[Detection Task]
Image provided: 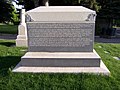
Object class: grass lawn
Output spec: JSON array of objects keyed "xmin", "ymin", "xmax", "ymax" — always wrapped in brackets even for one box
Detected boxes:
[
  {"xmin": 0, "ymin": 25, "xmax": 18, "ymax": 34},
  {"xmin": 0, "ymin": 39, "xmax": 120, "ymax": 90}
]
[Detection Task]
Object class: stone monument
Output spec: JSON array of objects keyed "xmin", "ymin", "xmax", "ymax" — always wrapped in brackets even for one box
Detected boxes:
[
  {"xmin": 13, "ymin": 6, "xmax": 110, "ymax": 75},
  {"xmin": 16, "ymin": 9, "xmax": 28, "ymax": 47}
]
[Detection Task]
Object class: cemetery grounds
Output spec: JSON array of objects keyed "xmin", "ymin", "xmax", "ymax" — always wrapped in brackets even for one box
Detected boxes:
[{"xmin": 0, "ymin": 25, "xmax": 120, "ymax": 90}]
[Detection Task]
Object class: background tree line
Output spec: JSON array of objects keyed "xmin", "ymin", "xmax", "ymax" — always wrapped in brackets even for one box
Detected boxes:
[
  {"xmin": 0, "ymin": 0, "xmax": 120, "ymax": 35},
  {"xmin": 0, "ymin": 0, "xmax": 19, "ymax": 24}
]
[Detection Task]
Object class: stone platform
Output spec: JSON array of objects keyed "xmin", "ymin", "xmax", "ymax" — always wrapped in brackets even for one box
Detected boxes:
[
  {"xmin": 13, "ymin": 50, "xmax": 110, "ymax": 75},
  {"xmin": 13, "ymin": 60, "xmax": 109, "ymax": 75}
]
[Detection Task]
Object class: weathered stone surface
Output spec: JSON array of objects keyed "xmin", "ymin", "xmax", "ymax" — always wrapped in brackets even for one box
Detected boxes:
[{"xmin": 27, "ymin": 22, "xmax": 94, "ymax": 52}]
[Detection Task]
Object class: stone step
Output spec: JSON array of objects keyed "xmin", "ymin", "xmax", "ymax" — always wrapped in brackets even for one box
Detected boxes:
[
  {"xmin": 13, "ymin": 60, "xmax": 110, "ymax": 75},
  {"xmin": 21, "ymin": 50, "xmax": 101, "ymax": 67}
]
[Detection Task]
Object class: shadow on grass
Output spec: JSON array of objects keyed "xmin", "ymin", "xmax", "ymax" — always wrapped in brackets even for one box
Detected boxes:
[
  {"xmin": 0, "ymin": 56, "xmax": 21, "ymax": 77},
  {"xmin": 0, "ymin": 42, "xmax": 15, "ymax": 47}
]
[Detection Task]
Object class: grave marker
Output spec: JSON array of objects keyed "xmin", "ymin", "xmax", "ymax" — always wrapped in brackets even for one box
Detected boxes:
[{"xmin": 13, "ymin": 6, "xmax": 110, "ymax": 75}]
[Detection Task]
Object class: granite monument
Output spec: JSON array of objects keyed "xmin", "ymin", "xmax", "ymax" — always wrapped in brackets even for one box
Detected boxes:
[{"xmin": 13, "ymin": 6, "xmax": 110, "ymax": 75}]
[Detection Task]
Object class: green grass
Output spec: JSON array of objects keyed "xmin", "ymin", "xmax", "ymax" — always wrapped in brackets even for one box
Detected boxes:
[
  {"xmin": 0, "ymin": 39, "xmax": 120, "ymax": 90},
  {"xmin": 0, "ymin": 25, "xmax": 18, "ymax": 34}
]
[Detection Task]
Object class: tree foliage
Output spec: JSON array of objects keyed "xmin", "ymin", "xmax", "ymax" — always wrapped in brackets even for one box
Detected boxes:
[
  {"xmin": 0, "ymin": 0, "xmax": 18, "ymax": 24},
  {"xmin": 98, "ymin": 0, "xmax": 120, "ymax": 19},
  {"xmin": 20, "ymin": 0, "xmax": 100, "ymax": 11},
  {"xmin": 97, "ymin": 0, "xmax": 120, "ymax": 28}
]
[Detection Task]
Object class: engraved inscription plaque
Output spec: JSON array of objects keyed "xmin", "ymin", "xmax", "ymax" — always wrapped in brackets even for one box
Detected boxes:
[{"xmin": 27, "ymin": 22, "xmax": 95, "ymax": 52}]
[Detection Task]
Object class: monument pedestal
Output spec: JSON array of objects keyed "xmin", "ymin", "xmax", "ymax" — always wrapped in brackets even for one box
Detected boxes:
[
  {"xmin": 13, "ymin": 50, "xmax": 110, "ymax": 75},
  {"xmin": 16, "ymin": 24, "xmax": 28, "ymax": 47},
  {"xmin": 19, "ymin": 50, "xmax": 101, "ymax": 67},
  {"xmin": 16, "ymin": 37, "xmax": 27, "ymax": 47}
]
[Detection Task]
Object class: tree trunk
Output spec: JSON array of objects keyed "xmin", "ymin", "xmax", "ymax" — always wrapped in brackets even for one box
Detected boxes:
[
  {"xmin": 78, "ymin": 0, "xmax": 81, "ymax": 4},
  {"xmin": 108, "ymin": 18, "xmax": 113, "ymax": 29},
  {"xmin": 33, "ymin": 0, "xmax": 39, "ymax": 7},
  {"xmin": 42, "ymin": 0, "xmax": 49, "ymax": 6}
]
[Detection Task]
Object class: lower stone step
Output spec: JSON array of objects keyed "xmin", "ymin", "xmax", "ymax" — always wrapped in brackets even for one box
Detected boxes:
[
  {"xmin": 20, "ymin": 50, "xmax": 100, "ymax": 67},
  {"xmin": 13, "ymin": 60, "xmax": 110, "ymax": 75}
]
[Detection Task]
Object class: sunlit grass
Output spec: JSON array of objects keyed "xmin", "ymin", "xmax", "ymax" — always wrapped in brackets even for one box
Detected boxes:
[{"xmin": 0, "ymin": 39, "xmax": 120, "ymax": 90}]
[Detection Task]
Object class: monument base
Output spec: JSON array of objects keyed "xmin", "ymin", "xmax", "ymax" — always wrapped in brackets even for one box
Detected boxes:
[
  {"xmin": 13, "ymin": 50, "xmax": 110, "ymax": 75},
  {"xmin": 16, "ymin": 24, "xmax": 27, "ymax": 47},
  {"xmin": 16, "ymin": 35, "xmax": 28, "ymax": 47}
]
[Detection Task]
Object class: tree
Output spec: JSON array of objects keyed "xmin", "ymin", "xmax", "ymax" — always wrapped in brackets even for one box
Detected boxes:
[
  {"xmin": 21, "ymin": 0, "xmax": 100, "ymax": 11},
  {"xmin": 22, "ymin": 0, "xmax": 48, "ymax": 11},
  {"xmin": 81, "ymin": 0, "xmax": 100, "ymax": 12},
  {"xmin": 97, "ymin": 0, "xmax": 120, "ymax": 28},
  {"xmin": 0, "ymin": 0, "xmax": 17, "ymax": 23}
]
